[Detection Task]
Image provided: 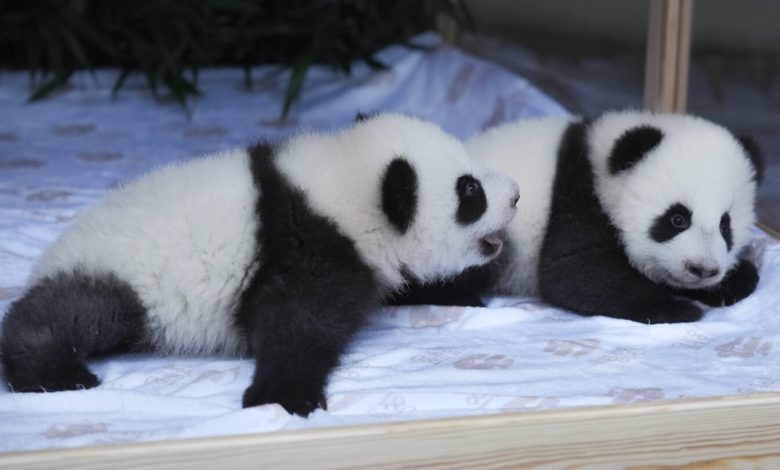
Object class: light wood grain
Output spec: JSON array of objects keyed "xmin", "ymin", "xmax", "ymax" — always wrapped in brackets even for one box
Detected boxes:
[
  {"xmin": 435, "ymin": 13, "xmax": 460, "ymax": 45},
  {"xmin": 644, "ymin": 0, "xmax": 694, "ymax": 112},
  {"xmin": 3, "ymin": 392, "xmax": 780, "ymax": 470}
]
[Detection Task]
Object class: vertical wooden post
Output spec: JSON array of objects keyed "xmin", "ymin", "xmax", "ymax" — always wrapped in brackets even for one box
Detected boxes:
[
  {"xmin": 435, "ymin": 13, "xmax": 460, "ymax": 44},
  {"xmin": 644, "ymin": 0, "xmax": 694, "ymax": 112}
]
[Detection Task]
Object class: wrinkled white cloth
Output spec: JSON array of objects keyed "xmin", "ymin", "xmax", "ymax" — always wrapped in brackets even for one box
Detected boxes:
[{"xmin": 1, "ymin": 34, "xmax": 778, "ymax": 453}]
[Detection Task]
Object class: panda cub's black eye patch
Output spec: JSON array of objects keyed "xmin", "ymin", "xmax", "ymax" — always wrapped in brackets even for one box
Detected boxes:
[
  {"xmin": 650, "ymin": 203, "xmax": 692, "ymax": 242},
  {"xmin": 381, "ymin": 158, "xmax": 418, "ymax": 234},
  {"xmin": 456, "ymin": 175, "xmax": 486, "ymax": 225},
  {"xmin": 720, "ymin": 212, "xmax": 733, "ymax": 251}
]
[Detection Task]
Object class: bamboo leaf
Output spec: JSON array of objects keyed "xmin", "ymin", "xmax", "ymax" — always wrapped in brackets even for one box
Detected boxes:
[
  {"xmin": 111, "ymin": 67, "xmax": 132, "ymax": 98},
  {"xmin": 28, "ymin": 71, "xmax": 73, "ymax": 102}
]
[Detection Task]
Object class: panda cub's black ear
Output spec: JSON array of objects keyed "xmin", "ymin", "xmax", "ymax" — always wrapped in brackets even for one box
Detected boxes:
[
  {"xmin": 737, "ymin": 135, "xmax": 765, "ymax": 185},
  {"xmin": 381, "ymin": 158, "xmax": 418, "ymax": 234},
  {"xmin": 609, "ymin": 126, "xmax": 664, "ymax": 175},
  {"xmin": 354, "ymin": 111, "xmax": 373, "ymax": 123}
]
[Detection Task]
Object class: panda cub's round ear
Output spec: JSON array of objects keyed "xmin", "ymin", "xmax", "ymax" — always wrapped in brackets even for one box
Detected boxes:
[
  {"xmin": 381, "ymin": 158, "xmax": 418, "ymax": 234},
  {"xmin": 737, "ymin": 135, "xmax": 765, "ymax": 185},
  {"xmin": 354, "ymin": 111, "xmax": 375, "ymax": 123},
  {"xmin": 608, "ymin": 126, "xmax": 665, "ymax": 175}
]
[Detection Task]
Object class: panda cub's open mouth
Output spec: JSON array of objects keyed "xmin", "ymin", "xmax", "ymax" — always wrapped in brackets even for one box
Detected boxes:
[{"xmin": 479, "ymin": 232, "xmax": 503, "ymax": 258}]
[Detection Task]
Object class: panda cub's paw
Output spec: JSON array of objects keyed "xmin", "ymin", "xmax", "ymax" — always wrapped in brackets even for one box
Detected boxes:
[
  {"xmin": 682, "ymin": 259, "xmax": 760, "ymax": 307},
  {"xmin": 719, "ymin": 259, "xmax": 759, "ymax": 306},
  {"xmin": 8, "ymin": 363, "xmax": 100, "ymax": 393},
  {"xmin": 242, "ymin": 379, "xmax": 327, "ymax": 417},
  {"xmin": 643, "ymin": 299, "xmax": 703, "ymax": 324}
]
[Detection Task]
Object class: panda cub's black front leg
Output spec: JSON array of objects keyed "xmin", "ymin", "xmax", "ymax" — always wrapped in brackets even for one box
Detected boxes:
[{"xmin": 240, "ymin": 297, "xmax": 367, "ymax": 417}]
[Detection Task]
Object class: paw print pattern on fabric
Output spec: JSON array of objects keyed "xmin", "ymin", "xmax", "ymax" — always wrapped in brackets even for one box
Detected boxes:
[
  {"xmin": 715, "ymin": 337, "xmax": 773, "ymax": 358},
  {"xmin": 543, "ymin": 339, "xmax": 600, "ymax": 357},
  {"xmin": 193, "ymin": 367, "xmax": 240, "ymax": 384},
  {"xmin": 607, "ymin": 387, "xmax": 665, "ymax": 404},
  {"xmin": 409, "ymin": 307, "xmax": 464, "ymax": 328},
  {"xmin": 454, "ymin": 353, "xmax": 513, "ymax": 370},
  {"xmin": 44, "ymin": 423, "xmax": 108, "ymax": 439},
  {"xmin": 502, "ymin": 396, "xmax": 561, "ymax": 411}
]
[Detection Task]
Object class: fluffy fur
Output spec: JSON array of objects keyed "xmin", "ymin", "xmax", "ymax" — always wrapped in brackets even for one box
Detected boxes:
[
  {"xmin": 1, "ymin": 113, "xmax": 519, "ymax": 416},
  {"xmin": 391, "ymin": 110, "xmax": 763, "ymax": 324}
]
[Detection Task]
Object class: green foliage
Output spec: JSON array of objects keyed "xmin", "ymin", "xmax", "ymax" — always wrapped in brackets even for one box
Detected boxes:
[{"xmin": 0, "ymin": 0, "xmax": 471, "ymax": 117}]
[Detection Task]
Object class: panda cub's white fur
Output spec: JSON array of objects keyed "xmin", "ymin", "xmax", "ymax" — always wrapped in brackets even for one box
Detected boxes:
[
  {"xmin": 470, "ymin": 111, "xmax": 759, "ymax": 297},
  {"xmin": 467, "ymin": 117, "xmax": 574, "ymax": 295},
  {"xmin": 395, "ymin": 110, "xmax": 762, "ymax": 324},
  {"xmin": 32, "ymin": 149, "xmax": 260, "ymax": 355},
  {"xmin": 2, "ymin": 113, "xmax": 519, "ymax": 416},
  {"xmin": 588, "ymin": 112, "xmax": 757, "ymax": 290}
]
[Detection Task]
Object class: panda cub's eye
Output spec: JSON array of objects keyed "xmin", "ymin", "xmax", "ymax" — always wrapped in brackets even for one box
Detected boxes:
[
  {"xmin": 456, "ymin": 175, "xmax": 487, "ymax": 225},
  {"xmin": 669, "ymin": 212, "xmax": 690, "ymax": 229},
  {"xmin": 463, "ymin": 180, "xmax": 481, "ymax": 197},
  {"xmin": 650, "ymin": 202, "xmax": 692, "ymax": 242}
]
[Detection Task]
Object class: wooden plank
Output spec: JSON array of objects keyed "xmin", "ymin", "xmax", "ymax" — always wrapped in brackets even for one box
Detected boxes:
[
  {"xmin": 644, "ymin": 0, "xmax": 694, "ymax": 112},
  {"xmin": 3, "ymin": 392, "xmax": 780, "ymax": 470},
  {"xmin": 435, "ymin": 12, "xmax": 460, "ymax": 45}
]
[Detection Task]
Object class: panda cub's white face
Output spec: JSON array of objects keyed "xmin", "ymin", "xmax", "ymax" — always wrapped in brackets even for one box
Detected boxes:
[
  {"xmin": 389, "ymin": 133, "xmax": 521, "ymax": 284},
  {"xmin": 278, "ymin": 113, "xmax": 520, "ymax": 287},
  {"xmin": 591, "ymin": 112, "xmax": 761, "ymax": 290},
  {"xmin": 364, "ymin": 115, "xmax": 521, "ymax": 285}
]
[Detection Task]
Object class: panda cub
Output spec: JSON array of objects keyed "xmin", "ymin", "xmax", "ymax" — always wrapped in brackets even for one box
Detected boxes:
[
  {"xmin": 1, "ymin": 113, "xmax": 520, "ymax": 416},
  {"xmin": 391, "ymin": 111, "xmax": 763, "ymax": 324}
]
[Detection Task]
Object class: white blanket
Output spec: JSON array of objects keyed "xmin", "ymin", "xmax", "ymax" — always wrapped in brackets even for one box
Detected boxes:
[{"xmin": 1, "ymin": 34, "xmax": 778, "ymax": 453}]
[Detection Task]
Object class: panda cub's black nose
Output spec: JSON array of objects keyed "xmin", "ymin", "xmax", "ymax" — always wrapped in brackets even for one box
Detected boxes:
[
  {"xmin": 511, "ymin": 192, "xmax": 520, "ymax": 208},
  {"xmin": 685, "ymin": 263, "xmax": 719, "ymax": 279}
]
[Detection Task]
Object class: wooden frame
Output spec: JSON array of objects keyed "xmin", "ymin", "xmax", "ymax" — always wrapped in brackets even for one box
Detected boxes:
[
  {"xmin": 8, "ymin": 3, "xmax": 775, "ymax": 469},
  {"xmin": 644, "ymin": 0, "xmax": 694, "ymax": 112},
  {"xmin": 4, "ymin": 392, "xmax": 780, "ymax": 469}
]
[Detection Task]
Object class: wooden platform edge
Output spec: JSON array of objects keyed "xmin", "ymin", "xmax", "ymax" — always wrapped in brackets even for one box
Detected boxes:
[{"xmin": 3, "ymin": 392, "xmax": 780, "ymax": 469}]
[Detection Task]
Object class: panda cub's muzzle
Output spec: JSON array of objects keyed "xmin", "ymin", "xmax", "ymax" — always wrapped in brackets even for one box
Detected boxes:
[
  {"xmin": 456, "ymin": 173, "xmax": 519, "ymax": 260},
  {"xmin": 479, "ymin": 232, "xmax": 504, "ymax": 258}
]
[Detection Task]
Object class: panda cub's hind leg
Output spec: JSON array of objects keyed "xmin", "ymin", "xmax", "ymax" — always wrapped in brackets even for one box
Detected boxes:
[{"xmin": 1, "ymin": 271, "xmax": 146, "ymax": 392}]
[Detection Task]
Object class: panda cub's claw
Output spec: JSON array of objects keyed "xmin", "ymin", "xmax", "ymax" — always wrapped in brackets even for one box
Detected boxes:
[{"xmin": 242, "ymin": 380, "xmax": 327, "ymax": 417}]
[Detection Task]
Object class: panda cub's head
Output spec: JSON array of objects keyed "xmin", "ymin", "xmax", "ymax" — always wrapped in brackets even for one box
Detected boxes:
[
  {"xmin": 591, "ymin": 111, "xmax": 764, "ymax": 290},
  {"xmin": 348, "ymin": 114, "xmax": 520, "ymax": 285}
]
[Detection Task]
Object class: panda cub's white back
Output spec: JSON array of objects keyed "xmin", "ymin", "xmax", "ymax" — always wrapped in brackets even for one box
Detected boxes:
[
  {"xmin": 2, "ymin": 113, "xmax": 520, "ymax": 416},
  {"xmin": 466, "ymin": 117, "xmax": 573, "ymax": 295},
  {"xmin": 32, "ymin": 149, "xmax": 260, "ymax": 354}
]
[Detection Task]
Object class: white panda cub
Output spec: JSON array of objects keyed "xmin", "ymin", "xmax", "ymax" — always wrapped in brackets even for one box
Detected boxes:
[
  {"xmin": 390, "ymin": 111, "xmax": 763, "ymax": 324},
  {"xmin": 0, "ymin": 113, "xmax": 520, "ymax": 416}
]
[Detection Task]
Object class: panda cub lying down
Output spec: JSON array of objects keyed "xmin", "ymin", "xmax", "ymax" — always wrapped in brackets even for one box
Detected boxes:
[
  {"xmin": 0, "ymin": 113, "xmax": 520, "ymax": 416},
  {"xmin": 391, "ymin": 110, "xmax": 764, "ymax": 324}
]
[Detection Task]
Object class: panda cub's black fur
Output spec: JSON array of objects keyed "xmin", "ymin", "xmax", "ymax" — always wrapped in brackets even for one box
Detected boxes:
[
  {"xmin": 390, "ymin": 111, "xmax": 763, "ymax": 324},
  {"xmin": 236, "ymin": 143, "xmax": 381, "ymax": 413},
  {"xmin": 537, "ymin": 121, "xmax": 759, "ymax": 323},
  {"xmin": 1, "ymin": 114, "xmax": 520, "ymax": 416}
]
